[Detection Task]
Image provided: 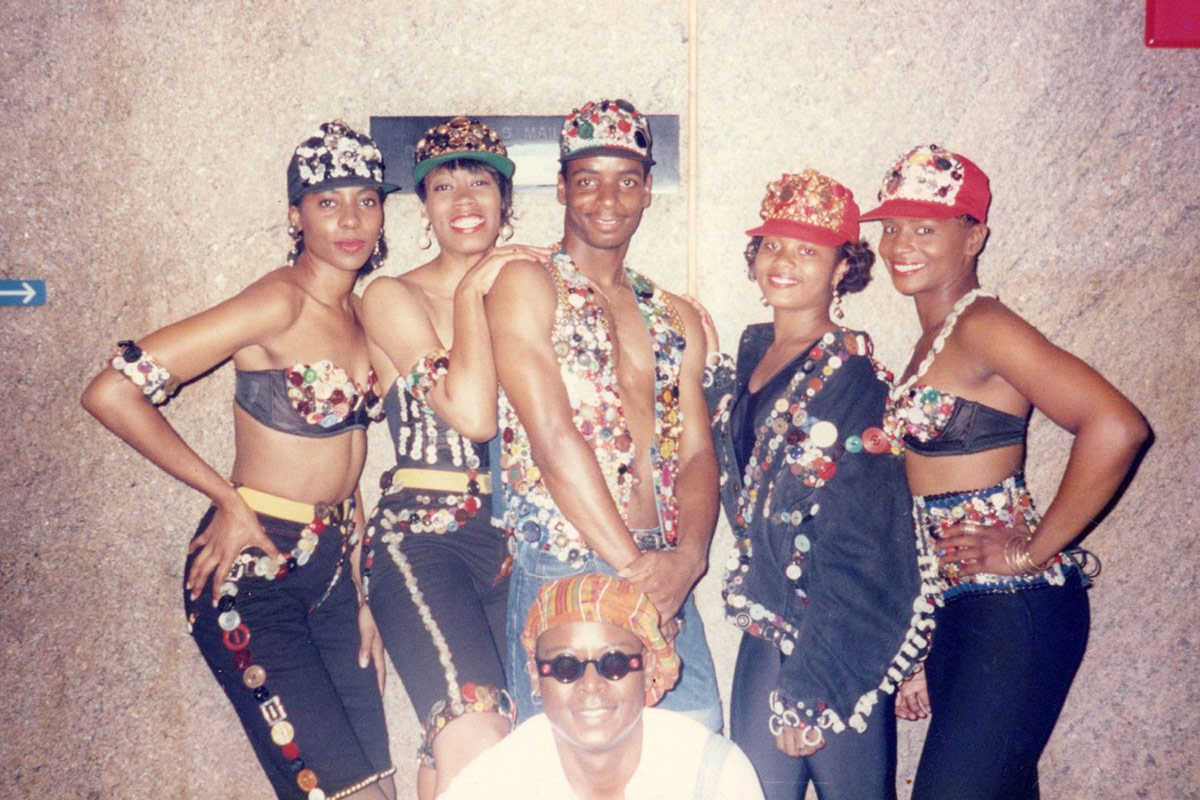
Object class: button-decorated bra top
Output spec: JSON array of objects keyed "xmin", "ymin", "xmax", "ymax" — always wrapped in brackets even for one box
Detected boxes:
[
  {"xmin": 889, "ymin": 386, "xmax": 1026, "ymax": 456},
  {"xmin": 235, "ymin": 361, "xmax": 381, "ymax": 438},
  {"xmin": 883, "ymin": 288, "xmax": 1025, "ymax": 456}
]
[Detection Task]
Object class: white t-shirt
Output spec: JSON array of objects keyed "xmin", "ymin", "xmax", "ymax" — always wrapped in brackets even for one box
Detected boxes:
[{"xmin": 440, "ymin": 707, "xmax": 765, "ymax": 800}]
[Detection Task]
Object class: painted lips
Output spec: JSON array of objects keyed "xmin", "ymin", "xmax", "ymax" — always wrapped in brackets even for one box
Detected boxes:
[
  {"xmin": 335, "ymin": 239, "xmax": 365, "ymax": 253},
  {"xmin": 449, "ymin": 214, "xmax": 486, "ymax": 234}
]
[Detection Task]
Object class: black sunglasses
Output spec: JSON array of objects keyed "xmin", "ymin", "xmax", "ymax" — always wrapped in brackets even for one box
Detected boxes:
[{"xmin": 536, "ymin": 651, "xmax": 645, "ymax": 683}]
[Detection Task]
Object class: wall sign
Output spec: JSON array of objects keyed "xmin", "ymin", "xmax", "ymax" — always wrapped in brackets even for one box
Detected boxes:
[{"xmin": 371, "ymin": 115, "xmax": 680, "ymax": 194}]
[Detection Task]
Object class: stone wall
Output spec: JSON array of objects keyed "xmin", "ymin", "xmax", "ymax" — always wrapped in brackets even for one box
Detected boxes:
[{"xmin": 1, "ymin": 1, "xmax": 1195, "ymax": 797}]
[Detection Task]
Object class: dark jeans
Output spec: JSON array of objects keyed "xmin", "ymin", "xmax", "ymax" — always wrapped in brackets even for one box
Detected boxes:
[
  {"xmin": 366, "ymin": 490, "xmax": 510, "ymax": 731},
  {"xmin": 730, "ymin": 633, "xmax": 898, "ymax": 800},
  {"xmin": 184, "ymin": 505, "xmax": 391, "ymax": 800},
  {"xmin": 912, "ymin": 573, "xmax": 1090, "ymax": 800}
]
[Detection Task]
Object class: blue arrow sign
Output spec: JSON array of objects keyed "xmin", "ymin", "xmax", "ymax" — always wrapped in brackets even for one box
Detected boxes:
[{"xmin": 0, "ymin": 280, "xmax": 45, "ymax": 306}]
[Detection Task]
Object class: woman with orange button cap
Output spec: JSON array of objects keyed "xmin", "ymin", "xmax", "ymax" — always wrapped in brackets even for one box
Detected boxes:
[
  {"xmin": 359, "ymin": 116, "xmax": 549, "ymax": 799},
  {"xmin": 688, "ymin": 170, "xmax": 932, "ymax": 800},
  {"xmin": 83, "ymin": 121, "xmax": 397, "ymax": 799},
  {"xmin": 861, "ymin": 144, "xmax": 1148, "ymax": 799}
]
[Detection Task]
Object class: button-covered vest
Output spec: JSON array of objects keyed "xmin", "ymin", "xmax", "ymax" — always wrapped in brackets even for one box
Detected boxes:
[{"xmin": 498, "ymin": 251, "xmax": 687, "ymax": 565}]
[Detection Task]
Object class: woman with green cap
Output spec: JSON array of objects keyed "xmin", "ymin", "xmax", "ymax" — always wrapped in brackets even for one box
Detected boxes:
[{"xmin": 360, "ymin": 116, "xmax": 549, "ymax": 798}]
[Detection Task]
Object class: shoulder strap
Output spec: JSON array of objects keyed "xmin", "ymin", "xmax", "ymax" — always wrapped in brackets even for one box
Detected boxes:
[{"xmin": 693, "ymin": 733, "xmax": 735, "ymax": 800}]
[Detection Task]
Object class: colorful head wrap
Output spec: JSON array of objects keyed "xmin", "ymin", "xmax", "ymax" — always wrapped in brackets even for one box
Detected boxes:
[
  {"xmin": 286, "ymin": 120, "xmax": 399, "ymax": 206},
  {"xmin": 521, "ymin": 573, "xmax": 680, "ymax": 706},
  {"xmin": 745, "ymin": 169, "xmax": 860, "ymax": 247},
  {"xmin": 859, "ymin": 144, "xmax": 991, "ymax": 224},
  {"xmin": 412, "ymin": 115, "xmax": 515, "ymax": 185},
  {"xmin": 559, "ymin": 98, "xmax": 655, "ymax": 166}
]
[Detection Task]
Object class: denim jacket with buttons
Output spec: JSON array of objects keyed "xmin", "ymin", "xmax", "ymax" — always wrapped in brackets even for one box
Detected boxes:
[{"xmin": 703, "ymin": 324, "xmax": 933, "ymax": 734}]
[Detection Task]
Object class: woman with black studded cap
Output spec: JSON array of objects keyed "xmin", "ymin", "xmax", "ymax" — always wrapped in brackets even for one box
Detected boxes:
[
  {"xmin": 689, "ymin": 169, "xmax": 932, "ymax": 800},
  {"xmin": 359, "ymin": 116, "xmax": 549, "ymax": 799},
  {"xmin": 861, "ymin": 144, "xmax": 1148, "ymax": 800},
  {"xmin": 83, "ymin": 120, "xmax": 398, "ymax": 800}
]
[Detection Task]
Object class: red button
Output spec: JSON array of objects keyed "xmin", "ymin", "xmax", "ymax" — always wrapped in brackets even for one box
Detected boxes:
[
  {"xmin": 281, "ymin": 742, "xmax": 299, "ymax": 760},
  {"xmin": 223, "ymin": 624, "xmax": 251, "ymax": 651},
  {"xmin": 232, "ymin": 648, "xmax": 253, "ymax": 669},
  {"xmin": 862, "ymin": 427, "xmax": 889, "ymax": 454}
]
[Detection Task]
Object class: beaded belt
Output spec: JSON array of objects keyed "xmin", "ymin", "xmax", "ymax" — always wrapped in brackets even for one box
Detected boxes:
[
  {"xmin": 236, "ymin": 485, "xmax": 351, "ymax": 525},
  {"xmin": 386, "ymin": 468, "xmax": 491, "ymax": 495}
]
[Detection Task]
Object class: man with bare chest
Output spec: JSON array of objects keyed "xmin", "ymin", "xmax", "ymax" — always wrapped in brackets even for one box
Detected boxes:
[{"xmin": 487, "ymin": 98, "xmax": 723, "ymax": 728}]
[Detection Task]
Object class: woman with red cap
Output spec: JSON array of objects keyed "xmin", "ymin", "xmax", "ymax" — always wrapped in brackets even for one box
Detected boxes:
[
  {"xmin": 690, "ymin": 170, "xmax": 933, "ymax": 800},
  {"xmin": 860, "ymin": 144, "xmax": 1148, "ymax": 799},
  {"xmin": 82, "ymin": 120, "xmax": 398, "ymax": 799}
]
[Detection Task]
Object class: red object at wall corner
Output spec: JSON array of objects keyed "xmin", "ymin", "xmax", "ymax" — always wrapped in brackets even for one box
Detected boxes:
[{"xmin": 1146, "ymin": 0, "xmax": 1200, "ymax": 47}]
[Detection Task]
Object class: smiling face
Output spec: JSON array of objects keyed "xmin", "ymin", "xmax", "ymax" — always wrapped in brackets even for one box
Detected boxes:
[
  {"xmin": 289, "ymin": 186, "xmax": 383, "ymax": 274},
  {"xmin": 558, "ymin": 156, "xmax": 652, "ymax": 254},
  {"xmin": 421, "ymin": 164, "xmax": 503, "ymax": 257},
  {"xmin": 753, "ymin": 234, "xmax": 846, "ymax": 312},
  {"xmin": 534, "ymin": 620, "xmax": 646, "ymax": 757},
  {"xmin": 876, "ymin": 217, "xmax": 987, "ymax": 297}
]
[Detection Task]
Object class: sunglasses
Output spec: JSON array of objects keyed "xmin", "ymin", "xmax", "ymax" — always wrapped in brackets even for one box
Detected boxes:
[{"xmin": 535, "ymin": 651, "xmax": 645, "ymax": 683}]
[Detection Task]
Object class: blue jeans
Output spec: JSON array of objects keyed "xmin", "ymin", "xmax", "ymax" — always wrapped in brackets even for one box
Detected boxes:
[
  {"xmin": 730, "ymin": 633, "xmax": 897, "ymax": 800},
  {"xmin": 912, "ymin": 573, "xmax": 1090, "ymax": 800},
  {"xmin": 506, "ymin": 541, "xmax": 723, "ymax": 731}
]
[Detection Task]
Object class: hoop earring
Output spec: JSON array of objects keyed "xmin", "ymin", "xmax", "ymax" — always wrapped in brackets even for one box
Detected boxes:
[
  {"xmin": 760, "ymin": 295, "xmax": 769, "ymax": 308},
  {"xmin": 500, "ymin": 222, "xmax": 514, "ymax": 242},
  {"xmin": 417, "ymin": 221, "xmax": 432, "ymax": 250},
  {"xmin": 831, "ymin": 289, "xmax": 844, "ymax": 320}
]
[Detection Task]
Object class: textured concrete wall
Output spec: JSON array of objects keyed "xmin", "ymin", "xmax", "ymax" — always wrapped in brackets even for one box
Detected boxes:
[{"xmin": 1, "ymin": 1, "xmax": 1196, "ymax": 797}]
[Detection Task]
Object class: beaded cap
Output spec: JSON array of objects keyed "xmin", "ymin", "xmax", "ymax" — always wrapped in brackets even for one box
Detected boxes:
[
  {"xmin": 412, "ymin": 116, "xmax": 514, "ymax": 184},
  {"xmin": 521, "ymin": 573, "xmax": 681, "ymax": 706},
  {"xmin": 746, "ymin": 169, "xmax": 860, "ymax": 247},
  {"xmin": 859, "ymin": 144, "xmax": 991, "ymax": 224},
  {"xmin": 560, "ymin": 98, "xmax": 654, "ymax": 166},
  {"xmin": 286, "ymin": 120, "xmax": 398, "ymax": 205}
]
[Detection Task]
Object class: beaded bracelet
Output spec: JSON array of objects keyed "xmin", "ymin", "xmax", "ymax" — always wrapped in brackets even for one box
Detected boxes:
[
  {"xmin": 405, "ymin": 348, "xmax": 450, "ymax": 406},
  {"xmin": 110, "ymin": 340, "xmax": 179, "ymax": 405}
]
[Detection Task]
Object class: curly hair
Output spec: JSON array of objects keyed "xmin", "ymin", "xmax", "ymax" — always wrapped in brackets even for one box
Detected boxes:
[
  {"xmin": 416, "ymin": 158, "xmax": 515, "ymax": 231},
  {"xmin": 744, "ymin": 236, "xmax": 875, "ymax": 295}
]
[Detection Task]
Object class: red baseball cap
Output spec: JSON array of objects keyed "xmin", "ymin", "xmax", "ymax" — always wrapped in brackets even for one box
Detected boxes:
[
  {"xmin": 745, "ymin": 170, "xmax": 860, "ymax": 247},
  {"xmin": 859, "ymin": 145, "xmax": 990, "ymax": 224}
]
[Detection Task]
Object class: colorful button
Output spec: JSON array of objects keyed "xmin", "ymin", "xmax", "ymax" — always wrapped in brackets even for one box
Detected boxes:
[
  {"xmin": 296, "ymin": 768, "xmax": 319, "ymax": 792},
  {"xmin": 232, "ymin": 648, "xmax": 253, "ymax": 670},
  {"xmin": 270, "ymin": 720, "xmax": 295, "ymax": 746},
  {"xmin": 222, "ymin": 624, "xmax": 251, "ymax": 651},
  {"xmin": 242, "ymin": 665, "xmax": 267, "ymax": 689},
  {"xmin": 862, "ymin": 427, "xmax": 889, "ymax": 454},
  {"xmin": 281, "ymin": 741, "xmax": 299, "ymax": 760}
]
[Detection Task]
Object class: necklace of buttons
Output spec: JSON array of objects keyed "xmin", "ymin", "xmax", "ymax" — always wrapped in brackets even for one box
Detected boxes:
[{"xmin": 883, "ymin": 288, "xmax": 995, "ymax": 446}]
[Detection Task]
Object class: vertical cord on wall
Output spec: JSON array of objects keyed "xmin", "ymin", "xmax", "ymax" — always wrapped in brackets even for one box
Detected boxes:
[{"xmin": 686, "ymin": 0, "xmax": 699, "ymax": 297}]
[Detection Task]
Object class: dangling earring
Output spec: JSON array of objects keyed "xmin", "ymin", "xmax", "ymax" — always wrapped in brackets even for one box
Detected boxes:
[
  {"xmin": 747, "ymin": 265, "xmax": 757, "ymax": 281},
  {"xmin": 500, "ymin": 221, "xmax": 514, "ymax": 242},
  {"xmin": 371, "ymin": 236, "xmax": 383, "ymax": 269},
  {"xmin": 417, "ymin": 221, "xmax": 432, "ymax": 250},
  {"xmin": 760, "ymin": 295, "xmax": 770, "ymax": 307},
  {"xmin": 831, "ymin": 289, "xmax": 844, "ymax": 320},
  {"xmin": 286, "ymin": 223, "xmax": 303, "ymax": 266}
]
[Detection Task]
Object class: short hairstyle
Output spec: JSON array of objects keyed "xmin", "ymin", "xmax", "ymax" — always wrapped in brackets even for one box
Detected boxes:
[{"xmin": 416, "ymin": 158, "xmax": 514, "ymax": 230}]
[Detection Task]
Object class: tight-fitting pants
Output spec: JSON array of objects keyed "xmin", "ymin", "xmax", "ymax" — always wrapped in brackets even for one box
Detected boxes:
[
  {"xmin": 731, "ymin": 633, "xmax": 898, "ymax": 800},
  {"xmin": 184, "ymin": 501, "xmax": 393, "ymax": 800},
  {"xmin": 912, "ymin": 573, "xmax": 1090, "ymax": 800},
  {"xmin": 365, "ymin": 488, "xmax": 511, "ymax": 765}
]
